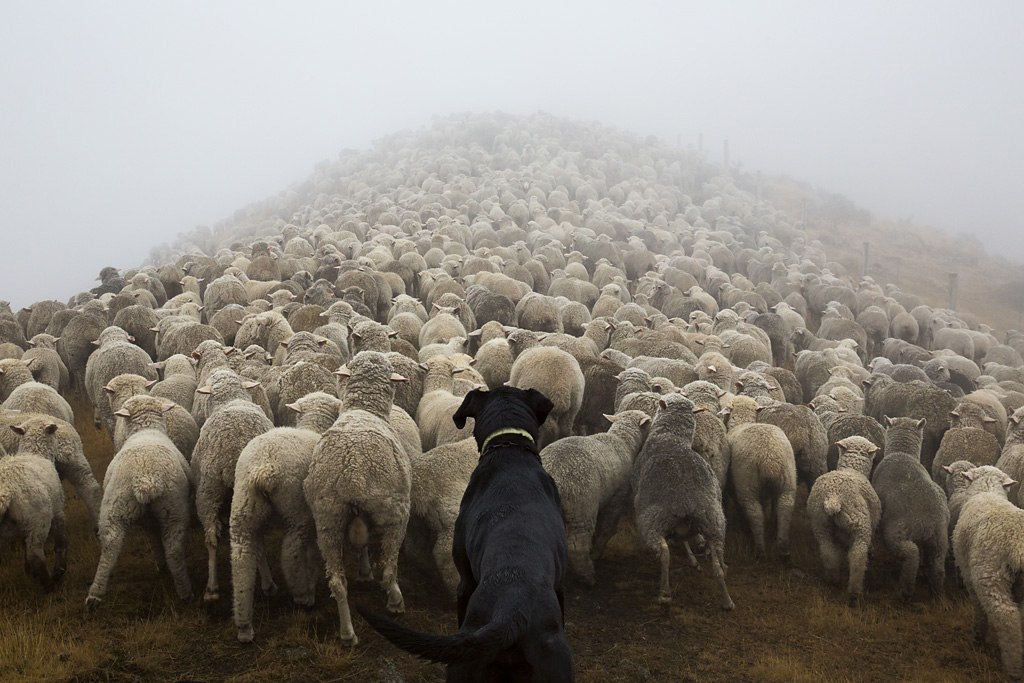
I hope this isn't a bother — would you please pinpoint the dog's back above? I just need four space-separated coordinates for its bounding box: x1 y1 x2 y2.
358 387 574 682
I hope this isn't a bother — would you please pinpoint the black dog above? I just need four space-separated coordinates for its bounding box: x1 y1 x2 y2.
357 386 574 682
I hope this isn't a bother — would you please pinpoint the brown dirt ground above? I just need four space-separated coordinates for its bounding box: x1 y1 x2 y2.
0 394 1006 683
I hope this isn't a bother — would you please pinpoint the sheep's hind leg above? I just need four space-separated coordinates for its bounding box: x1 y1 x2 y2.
314 507 357 644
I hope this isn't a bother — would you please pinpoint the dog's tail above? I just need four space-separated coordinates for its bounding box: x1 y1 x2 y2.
355 603 519 665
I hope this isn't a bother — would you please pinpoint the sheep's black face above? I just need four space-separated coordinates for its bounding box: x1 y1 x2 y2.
453 386 553 450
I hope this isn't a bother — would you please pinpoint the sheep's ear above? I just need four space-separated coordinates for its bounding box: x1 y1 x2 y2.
707 364 717 373
983 416 997 423
25 339 35 347
334 365 351 378
692 406 707 414
44 422 59 434
387 329 398 338
191 350 203 360
103 385 115 394
351 331 362 340
942 464 954 474
224 347 238 356
279 340 289 348
1012 414 1024 425
432 303 442 310
734 380 744 391
658 399 668 410
949 410 959 418
883 415 894 427
127 335 136 343
452 388 487 429
838 406 848 412
286 402 301 414
146 379 158 389
639 415 653 426
162 403 176 413
961 470 975 482
694 339 705 346
114 408 130 418
603 413 617 423
317 338 328 347
196 385 213 395
915 418 927 429
467 330 482 338
91 339 101 346
10 424 26 435
1005 479 1018 491
242 380 261 390
418 362 429 371
390 373 408 382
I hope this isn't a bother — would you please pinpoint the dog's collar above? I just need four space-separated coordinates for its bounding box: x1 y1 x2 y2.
481 427 535 453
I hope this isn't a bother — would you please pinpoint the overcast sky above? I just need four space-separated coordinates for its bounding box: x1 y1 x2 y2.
2 1 1022 308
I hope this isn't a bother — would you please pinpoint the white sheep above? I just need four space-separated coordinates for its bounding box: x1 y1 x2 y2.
304 351 410 644
191 369 274 602
0 420 67 589
406 437 479 596
508 345 584 448
541 410 652 584
415 356 474 451
952 465 1024 680
230 392 343 643
86 395 193 608
723 395 797 562
806 436 881 605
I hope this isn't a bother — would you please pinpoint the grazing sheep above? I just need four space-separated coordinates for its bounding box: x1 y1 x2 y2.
632 394 734 609
541 410 652 584
230 392 343 643
871 417 949 600
0 420 67 589
191 370 275 602
807 436 881 605
304 351 411 644
952 466 1024 680
722 395 797 562
86 395 192 608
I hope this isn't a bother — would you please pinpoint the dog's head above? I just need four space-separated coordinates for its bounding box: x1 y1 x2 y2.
453 386 554 451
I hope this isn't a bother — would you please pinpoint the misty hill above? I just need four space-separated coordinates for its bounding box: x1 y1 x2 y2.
148 111 1023 335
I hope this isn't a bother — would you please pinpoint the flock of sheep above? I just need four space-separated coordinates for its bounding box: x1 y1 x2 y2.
2 112 1024 679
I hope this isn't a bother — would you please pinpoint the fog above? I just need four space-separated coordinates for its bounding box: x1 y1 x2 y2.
2 1 1022 308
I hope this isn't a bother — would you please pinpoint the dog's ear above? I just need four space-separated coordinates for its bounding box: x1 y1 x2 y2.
453 388 488 429
523 388 554 426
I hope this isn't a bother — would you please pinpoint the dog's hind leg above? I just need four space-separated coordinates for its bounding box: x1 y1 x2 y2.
523 632 575 682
